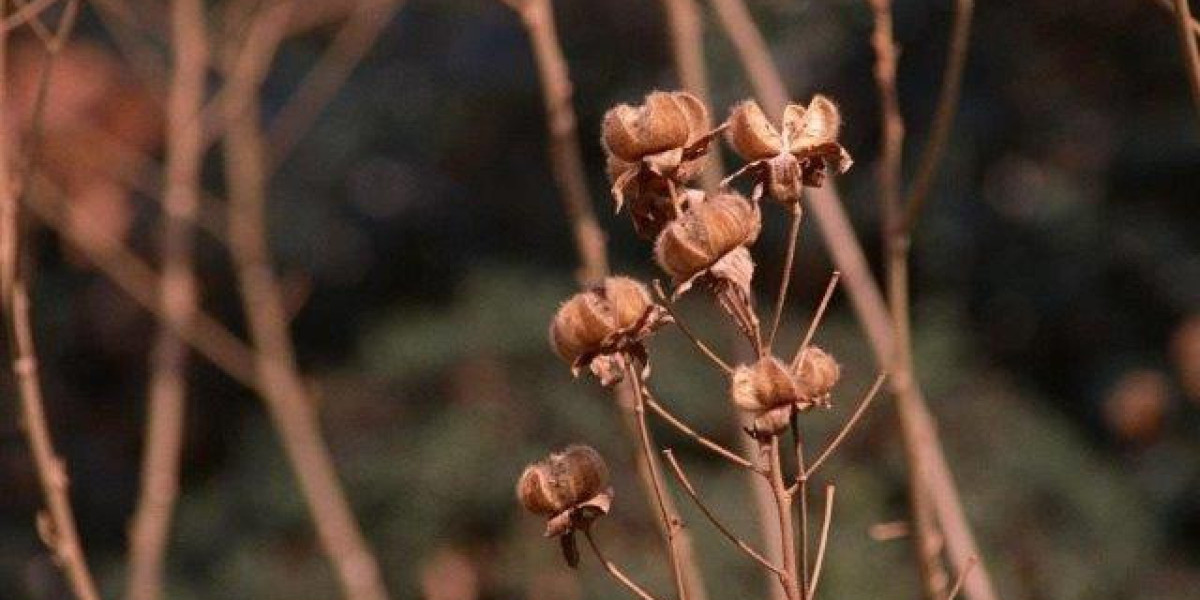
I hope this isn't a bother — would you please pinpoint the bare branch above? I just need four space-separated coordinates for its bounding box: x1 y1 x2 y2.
127 0 208 598
659 0 724 191
791 271 840 369
645 392 755 470
800 372 887 482
766 204 803 350
653 279 734 374
945 557 979 600
806 485 836 600
583 529 666 600
663 449 784 577
3 0 57 33
903 0 974 230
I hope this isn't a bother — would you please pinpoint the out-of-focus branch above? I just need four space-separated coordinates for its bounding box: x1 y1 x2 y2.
659 0 723 191
706 2 999 600
499 2 709 599
1155 0 1200 40
126 0 207 598
868 1 948 598
1 2 101 598
903 0 974 230
221 4 391 600
3 0 57 33
1171 0 1200 124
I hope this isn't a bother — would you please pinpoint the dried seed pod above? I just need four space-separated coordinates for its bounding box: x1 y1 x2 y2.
794 346 841 405
752 404 794 437
548 276 653 367
730 356 804 412
516 445 610 517
654 193 761 284
782 95 841 152
726 100 783 161
602 91 693 162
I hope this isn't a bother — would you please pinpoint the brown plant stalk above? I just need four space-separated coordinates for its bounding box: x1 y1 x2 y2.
706 2 998 599
1171 0 1200 124
126 1 207 598
221 3 391 600
500 1 709 598
0 1 101 598
659 0 724 191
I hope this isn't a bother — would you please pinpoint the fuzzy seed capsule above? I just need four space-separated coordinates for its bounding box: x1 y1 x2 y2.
726 100 783 161
730 356 804 412
781 95 842 152
516 445 610 517
654 193 761 284
794 346 841 404
548 276 653 366
602 91 695 162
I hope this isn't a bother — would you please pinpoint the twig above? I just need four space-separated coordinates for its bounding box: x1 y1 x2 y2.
1172 0 1200 125
583 529 665 600
798 372 887 483
868 1 948 597
645 393 755 470
903 0 974 230
805 485 836 600
266 0 403 167
653 279 733 374
791 271 840 369
658 0 723 191
221 4 391 600
662 450 784 577
0 3 100 598
624 357 689 600
789 415 809 598
766 204 803 350
3 0 57 32
1155 0 1200 39
944 556 979 600
126 0 207 598
9 0 52 45
764 437 801 600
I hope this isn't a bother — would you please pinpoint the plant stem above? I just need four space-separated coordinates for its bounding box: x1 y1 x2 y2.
583 529 667 600
767 204 803 350
764 437 801 600
127 0 206 597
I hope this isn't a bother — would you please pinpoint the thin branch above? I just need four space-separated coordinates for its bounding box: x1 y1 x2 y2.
1 2 100 598
624 358 689 600
266 0 403 169
662 449 785 577
797 372 887 485
653 279 734 374
583 529 666 600
646 393 755 470
903 0 974 230
126 0 208 598
805 485 836 600
221 3 391 600
766 204 803 350
1156 0 1200 39
945 556 979 600
1172 0 1200 125
789 414 809 598
658 0 724 192
791 271 840 369
764 437 801 600
10 0 52 45
3 0 57 32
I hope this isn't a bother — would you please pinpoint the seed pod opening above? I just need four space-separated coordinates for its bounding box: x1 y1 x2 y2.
654 193 760 284
782 95 842 152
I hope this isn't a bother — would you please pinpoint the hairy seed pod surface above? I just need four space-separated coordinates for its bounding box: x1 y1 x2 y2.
602 91 694 162
782 95 842 152
548 277 652 365
654 193 761 283
517 445 610 516
726 100 782 161
730 356 803 412
794 346 841 401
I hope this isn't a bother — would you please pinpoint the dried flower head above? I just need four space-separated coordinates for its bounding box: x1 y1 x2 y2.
549 276 668 385
654 192 761 297
724 96 852 204
793 346 841 408
517 445 613 565
603 91 723 237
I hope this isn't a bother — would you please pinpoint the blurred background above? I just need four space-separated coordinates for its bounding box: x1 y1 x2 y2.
1 0 1199 599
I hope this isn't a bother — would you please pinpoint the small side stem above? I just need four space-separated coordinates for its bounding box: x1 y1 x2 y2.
583 529 666 600
790 415 809 598
767 204 803 350
764 437 801 600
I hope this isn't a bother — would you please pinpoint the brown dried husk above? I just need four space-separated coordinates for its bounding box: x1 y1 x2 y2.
654 193 761 283
601 91 692 162
517 445 610 518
